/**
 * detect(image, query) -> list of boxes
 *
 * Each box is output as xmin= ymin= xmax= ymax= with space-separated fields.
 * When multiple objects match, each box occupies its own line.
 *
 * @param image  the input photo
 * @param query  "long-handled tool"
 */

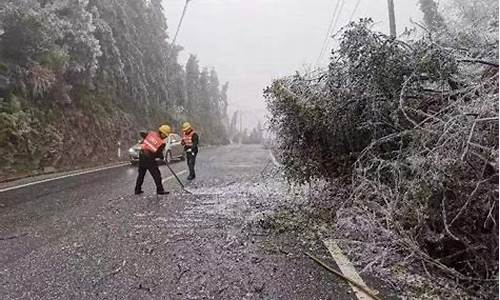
xmin=165 ymin=161 xmax=193 ymax=194
xmin=304 ymin=251 xmax=382 ymax=300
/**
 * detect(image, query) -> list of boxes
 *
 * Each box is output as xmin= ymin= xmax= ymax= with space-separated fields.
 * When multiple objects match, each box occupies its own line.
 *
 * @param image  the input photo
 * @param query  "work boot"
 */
xmin=135 ymin=190 xmax=144 ymax=195
xmin=157 ymin=190 xmax=170 ymax=195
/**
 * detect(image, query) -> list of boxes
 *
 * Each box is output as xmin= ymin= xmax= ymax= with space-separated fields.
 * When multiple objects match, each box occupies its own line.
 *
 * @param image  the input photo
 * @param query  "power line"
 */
xmin=325 ymin=0 xmax=346 ymax=50
xmin=319 ymin=0 xmax=346 ymax=65
xmin=315 ymin=0 xmax=342 ymax=66
xmin=165 ymin=0 xmax=192 ymax=102
xmin=171 ymin=0 xmax=192 ymax=47
xmin=349 ymin=0 xmax=361 ymax=22
xmin=166 ymin=0 xmax=192 ymax=62
xmin=331 ymin=0 xmax=346 ymax=35
xmin=316 ymin=0 xmax=346 ymax=66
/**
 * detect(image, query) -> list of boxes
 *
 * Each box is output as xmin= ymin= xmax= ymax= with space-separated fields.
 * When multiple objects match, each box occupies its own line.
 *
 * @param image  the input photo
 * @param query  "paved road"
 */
xmin=0 ymin=145 xmax=387 ymax=299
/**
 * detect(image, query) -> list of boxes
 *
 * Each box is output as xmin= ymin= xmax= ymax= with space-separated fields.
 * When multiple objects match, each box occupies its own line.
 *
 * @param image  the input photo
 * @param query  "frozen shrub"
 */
xmin=265 ymin=17 xmax=498 ymax=297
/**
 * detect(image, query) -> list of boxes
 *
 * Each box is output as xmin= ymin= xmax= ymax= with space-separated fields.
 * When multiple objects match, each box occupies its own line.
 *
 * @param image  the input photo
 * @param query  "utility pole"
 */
xmin=387 ymin=0 xmax=396 ymax=37
xmin=239 ymin=110 xmax=243 ymax=144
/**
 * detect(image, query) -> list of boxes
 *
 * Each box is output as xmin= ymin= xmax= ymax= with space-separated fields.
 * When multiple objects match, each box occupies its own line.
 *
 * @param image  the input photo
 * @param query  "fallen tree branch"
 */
xmin=461 ymin=120 xmax=477 ymax=161
xmin=176 ymin=263 xmax=190 ymax=283
xmin=398 ymin=238 xmax=497 ymax=282
xmin=304 ymin=251 xmax=382 ymax=300
xmin=442 ymin=193 xmax=460 ymax=241
xmin=0 ymin=233 xmax=28 ymax=241
xmin=450 ymin=179 xmax=486 ymax=226
xmin=475 ymin=117 xmax=499 ymax=122
xmin=93 ymin=260 xmax=126 ymax=287
xmin=457 ymin=59 xmax=499 ymax=68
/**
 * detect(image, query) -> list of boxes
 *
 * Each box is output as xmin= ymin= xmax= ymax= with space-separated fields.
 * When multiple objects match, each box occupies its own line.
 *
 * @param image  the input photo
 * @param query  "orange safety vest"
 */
xmin=142 ymin=131 xmax=165 ymax=153
xmin=182 ymin=130 xmax=195 ymax=147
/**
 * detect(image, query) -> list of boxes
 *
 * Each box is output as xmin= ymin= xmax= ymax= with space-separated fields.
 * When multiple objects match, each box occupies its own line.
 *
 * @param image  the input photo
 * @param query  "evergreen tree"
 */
xmin=419 ymin=0 xmax=446 ymax=32
xmin=0 ymin=0 xmax=231 ymax=176
xmin=185 ymin=54 xmax=200 ymax=115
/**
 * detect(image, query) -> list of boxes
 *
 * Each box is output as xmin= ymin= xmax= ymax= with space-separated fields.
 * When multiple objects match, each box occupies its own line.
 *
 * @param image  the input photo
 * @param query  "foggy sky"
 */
xmin=163 ymin=0 xmax=423 ymax=129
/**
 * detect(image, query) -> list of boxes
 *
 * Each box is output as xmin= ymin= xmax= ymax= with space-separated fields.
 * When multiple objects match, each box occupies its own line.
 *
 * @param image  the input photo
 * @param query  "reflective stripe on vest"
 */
xmin=182 ymin=130 xmax=195 ymax=147
xmin=142 ymin=131 xmax=164 ymax=153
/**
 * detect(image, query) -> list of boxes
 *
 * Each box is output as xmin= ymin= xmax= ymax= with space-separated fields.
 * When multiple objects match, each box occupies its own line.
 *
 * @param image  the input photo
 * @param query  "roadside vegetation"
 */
xmin=265 ymin=0 xmax=498 ymax=298
xmin=0 ymin=0 xmax=230 ymax=179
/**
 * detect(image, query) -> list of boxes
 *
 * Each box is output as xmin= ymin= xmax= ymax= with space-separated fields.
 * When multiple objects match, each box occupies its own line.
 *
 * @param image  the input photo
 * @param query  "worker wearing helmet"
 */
xmin=181 ymin=122 xmax=199 ymax=180
xmin=134 ymin=125 xmax=172 ymax=195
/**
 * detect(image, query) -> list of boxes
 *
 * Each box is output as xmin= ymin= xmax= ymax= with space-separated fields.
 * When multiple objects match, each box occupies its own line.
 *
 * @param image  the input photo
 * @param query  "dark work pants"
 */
xmin=187 ymin=152 xmax=196 ymax=178
xmin=135 ymin=154 xmax=165 ymax=193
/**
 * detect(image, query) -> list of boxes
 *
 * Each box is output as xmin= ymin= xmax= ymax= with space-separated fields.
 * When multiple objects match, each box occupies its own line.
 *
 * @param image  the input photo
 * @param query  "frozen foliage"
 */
xmin=0 ymin=0 xmax=230 ymax=176
xmin=265 ymin=11 xmax=498 ymax=299
xmin=0 ymin=0 xmax=101 ymax=91
xmin=0 ymin=0 xmax=229 ymax=137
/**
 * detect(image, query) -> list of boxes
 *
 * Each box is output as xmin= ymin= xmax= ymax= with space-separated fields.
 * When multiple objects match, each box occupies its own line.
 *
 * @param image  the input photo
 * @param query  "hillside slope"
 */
xmin=0 ymin=0 xmax=229 ymax=180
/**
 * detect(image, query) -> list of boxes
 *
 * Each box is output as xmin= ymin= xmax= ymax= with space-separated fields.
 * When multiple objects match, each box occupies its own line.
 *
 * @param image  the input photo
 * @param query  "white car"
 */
xmin=164 ymin=133 xmax=185 ymax=163
xmin=128 ymin=133 xmax=185 ymax=164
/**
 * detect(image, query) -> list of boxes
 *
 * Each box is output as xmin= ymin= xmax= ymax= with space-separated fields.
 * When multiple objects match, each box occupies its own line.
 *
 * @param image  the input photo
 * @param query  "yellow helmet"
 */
xmin=182 ymin=122 xmax=192 ymax=132
xmin=159 ymin=124 xmax=172 ymax=137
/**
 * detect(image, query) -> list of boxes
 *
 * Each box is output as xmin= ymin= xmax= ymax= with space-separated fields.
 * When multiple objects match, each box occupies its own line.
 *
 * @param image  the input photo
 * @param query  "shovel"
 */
xmin=165 ymin=161 xmax=193 ymax=194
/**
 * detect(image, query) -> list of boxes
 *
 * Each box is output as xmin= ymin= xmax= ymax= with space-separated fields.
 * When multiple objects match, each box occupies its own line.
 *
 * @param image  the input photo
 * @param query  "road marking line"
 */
xmin=0 ymin=163 xmax=129 ymax=193
xmin=162 ymin=170 xmax=187 ymax=183
xmin=323 ymin=239 xmax=377 ymax=300
xmin=269 ymin=150 xmax=282 ymax=167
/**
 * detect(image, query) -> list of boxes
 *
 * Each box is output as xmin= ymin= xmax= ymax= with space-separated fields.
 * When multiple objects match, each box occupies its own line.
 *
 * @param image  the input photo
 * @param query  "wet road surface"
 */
xmin=0 ymin=145 xmax=390 ymax=299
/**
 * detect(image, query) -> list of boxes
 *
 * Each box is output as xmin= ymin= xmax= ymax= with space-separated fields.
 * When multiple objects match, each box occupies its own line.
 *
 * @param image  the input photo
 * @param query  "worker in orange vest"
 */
xmin=134 ymin=125 xmax=172 ymax=195
xmin=181 ymin=122 xmax=199 ymax=180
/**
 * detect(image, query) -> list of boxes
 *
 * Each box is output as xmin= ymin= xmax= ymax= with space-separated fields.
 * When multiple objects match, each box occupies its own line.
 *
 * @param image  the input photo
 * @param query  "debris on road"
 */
xmin=305 ymin=251 xmax=382 ymax=300
xmin=0 ymin=232 xmax=28 ymax=241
